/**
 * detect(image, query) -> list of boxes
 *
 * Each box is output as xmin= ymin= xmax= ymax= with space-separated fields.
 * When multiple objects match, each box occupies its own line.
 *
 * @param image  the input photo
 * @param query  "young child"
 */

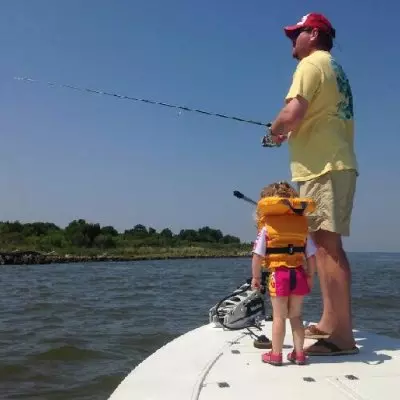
xmin=251 ymin=181 xmax=317 ymax=365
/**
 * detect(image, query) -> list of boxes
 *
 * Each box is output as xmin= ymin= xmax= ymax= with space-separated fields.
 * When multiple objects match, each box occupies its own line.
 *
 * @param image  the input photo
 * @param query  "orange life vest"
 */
xmin=256 ymin=196 xmax=315 ymax=269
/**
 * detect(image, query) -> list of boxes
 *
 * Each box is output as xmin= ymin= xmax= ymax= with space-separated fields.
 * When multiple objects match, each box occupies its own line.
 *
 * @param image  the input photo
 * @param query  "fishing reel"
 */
xmin=261 ymin=123 xmax=282 ymax=148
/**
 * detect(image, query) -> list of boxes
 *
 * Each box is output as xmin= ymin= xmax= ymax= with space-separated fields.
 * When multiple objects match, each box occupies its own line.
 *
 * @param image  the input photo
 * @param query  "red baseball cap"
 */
xmin=284 ymin=13 xmax=336 ymax=39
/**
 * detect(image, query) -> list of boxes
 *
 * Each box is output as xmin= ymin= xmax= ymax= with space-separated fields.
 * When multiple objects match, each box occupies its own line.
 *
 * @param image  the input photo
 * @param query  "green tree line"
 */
xmin=0 ymin=219 xmax=249 ymax=254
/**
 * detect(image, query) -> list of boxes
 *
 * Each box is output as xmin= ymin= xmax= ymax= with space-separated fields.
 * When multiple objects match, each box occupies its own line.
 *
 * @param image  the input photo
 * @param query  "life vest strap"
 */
xmin=265 ymin=245 xmax=305 ymax=255
xmin=281 ymin=199 xmax=308 ymax=216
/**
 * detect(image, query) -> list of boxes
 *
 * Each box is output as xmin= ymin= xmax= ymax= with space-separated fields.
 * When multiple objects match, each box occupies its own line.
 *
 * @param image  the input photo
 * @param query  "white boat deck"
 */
xmin=108 ymin=320 xmax=400 ymax=400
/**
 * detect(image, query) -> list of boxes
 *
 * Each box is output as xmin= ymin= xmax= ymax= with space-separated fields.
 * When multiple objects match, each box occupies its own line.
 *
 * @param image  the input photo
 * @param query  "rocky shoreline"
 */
xmin=0 ymin=250 xmax=251 ymax=265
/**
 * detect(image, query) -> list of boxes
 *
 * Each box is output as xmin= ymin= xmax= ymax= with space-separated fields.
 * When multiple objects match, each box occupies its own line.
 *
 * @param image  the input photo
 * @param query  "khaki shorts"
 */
xmin=297 ymin=169 xmax=357 ymax=236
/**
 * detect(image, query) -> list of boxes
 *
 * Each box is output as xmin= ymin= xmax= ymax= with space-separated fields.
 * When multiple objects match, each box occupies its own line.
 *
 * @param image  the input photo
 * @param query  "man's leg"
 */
xmin=298 ymin=170 xmax=358 ymax=352
xmin=311 ymin=229 xmax=355 ymax=348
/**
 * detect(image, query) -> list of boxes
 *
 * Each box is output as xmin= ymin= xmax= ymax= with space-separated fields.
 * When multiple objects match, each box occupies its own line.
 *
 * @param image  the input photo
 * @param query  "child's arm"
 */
xmin=251 ymin=253 xmax=263 ymax=289
xmin=251 ymin=227 xmax=267 ymax=290
xmin=305 ymin=255 xmax=317 ymax=276
xmin=305 ymin=234 xmax=318 ymax=289
xmin=305 ymin=254 xmax=317 ymax=289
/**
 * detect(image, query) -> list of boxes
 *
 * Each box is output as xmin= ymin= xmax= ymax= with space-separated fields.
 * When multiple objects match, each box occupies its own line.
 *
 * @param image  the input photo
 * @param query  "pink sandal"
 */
xmin=261 ymin=351 xmax=282 ymax=366
xmin=287 ymin=350 xmax=307 ymax=365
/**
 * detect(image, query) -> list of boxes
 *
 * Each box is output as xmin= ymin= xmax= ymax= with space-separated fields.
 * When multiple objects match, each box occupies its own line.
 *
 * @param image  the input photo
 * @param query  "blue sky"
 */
xmin=0 ymin=0 xmax=398 ymax=252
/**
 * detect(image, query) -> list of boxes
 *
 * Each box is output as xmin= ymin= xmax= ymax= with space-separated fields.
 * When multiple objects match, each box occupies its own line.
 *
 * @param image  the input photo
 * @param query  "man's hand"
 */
xmin=272 ymin=133 xmax=287 ymax=144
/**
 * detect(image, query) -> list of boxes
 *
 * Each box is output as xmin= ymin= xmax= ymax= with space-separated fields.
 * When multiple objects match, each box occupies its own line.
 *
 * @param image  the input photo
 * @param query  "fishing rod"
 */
xmin=233 ymin=190 xmax=257 ymax=206
xmin=13 ymin=76 xmax=280 ymax=147
xmin=232 ymin=189 xmax=272 ymax=313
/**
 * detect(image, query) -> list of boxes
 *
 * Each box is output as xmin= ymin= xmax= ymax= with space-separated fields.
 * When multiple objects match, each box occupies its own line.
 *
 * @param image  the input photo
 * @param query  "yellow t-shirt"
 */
xmin=286 ymin=50 xmax=358 ymax=181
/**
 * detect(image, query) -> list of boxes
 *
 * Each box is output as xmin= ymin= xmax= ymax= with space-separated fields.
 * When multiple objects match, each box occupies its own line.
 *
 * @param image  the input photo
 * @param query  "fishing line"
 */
xmin=14 ymin=76 xmax=281 ymax=147
xmin=14 ymin=76 xmax=270 ymax=128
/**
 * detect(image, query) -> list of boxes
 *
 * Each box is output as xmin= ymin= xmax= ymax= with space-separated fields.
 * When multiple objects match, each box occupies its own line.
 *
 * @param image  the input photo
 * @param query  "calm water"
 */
xmin=0 ymin=254 xmax=399 ymax=399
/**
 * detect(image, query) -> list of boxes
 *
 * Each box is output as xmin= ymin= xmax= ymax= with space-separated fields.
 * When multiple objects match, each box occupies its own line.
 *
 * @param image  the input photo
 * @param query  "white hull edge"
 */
xmin=107 ymin=320 xmax=400 ymax=400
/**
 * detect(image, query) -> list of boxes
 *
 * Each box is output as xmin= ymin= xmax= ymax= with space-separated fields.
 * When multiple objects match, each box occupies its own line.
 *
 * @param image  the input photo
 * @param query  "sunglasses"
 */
xmin=289 ymin=27 xmax=313 ymax=40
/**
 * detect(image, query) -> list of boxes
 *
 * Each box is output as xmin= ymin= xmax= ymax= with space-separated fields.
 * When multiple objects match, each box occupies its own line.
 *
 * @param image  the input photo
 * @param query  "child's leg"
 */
xmin=270 ymin=296 xmax=289 ymax=354
xmin=288 ymin=295 xmax=305 ymax=354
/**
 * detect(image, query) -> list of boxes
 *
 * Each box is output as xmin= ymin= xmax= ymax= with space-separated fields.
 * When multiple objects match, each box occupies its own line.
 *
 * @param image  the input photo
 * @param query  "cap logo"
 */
xmin=296 ymin=14 xmax=310 ymax=26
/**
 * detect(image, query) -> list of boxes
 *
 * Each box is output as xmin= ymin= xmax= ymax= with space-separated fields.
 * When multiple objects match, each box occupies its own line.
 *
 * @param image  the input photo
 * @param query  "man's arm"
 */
xmin=269 ymin=96 xmax=309 ymax=140
xmin=269 ymin=61 xmax=322 ymax=141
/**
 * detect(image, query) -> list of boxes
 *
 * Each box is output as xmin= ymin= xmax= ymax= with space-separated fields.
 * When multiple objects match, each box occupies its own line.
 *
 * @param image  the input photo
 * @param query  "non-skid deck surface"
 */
xmin=108 ymin=320 xmax=400 ymax=400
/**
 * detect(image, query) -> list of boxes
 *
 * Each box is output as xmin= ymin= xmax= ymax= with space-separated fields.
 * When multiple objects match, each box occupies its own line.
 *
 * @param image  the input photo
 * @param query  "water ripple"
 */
xmin=0 ymin=254 xmax=399 ymax=399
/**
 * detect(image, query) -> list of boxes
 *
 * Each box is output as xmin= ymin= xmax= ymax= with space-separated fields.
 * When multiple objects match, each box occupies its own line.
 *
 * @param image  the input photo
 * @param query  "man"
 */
xmin=267 ymin=13 xmax=359 ymax=356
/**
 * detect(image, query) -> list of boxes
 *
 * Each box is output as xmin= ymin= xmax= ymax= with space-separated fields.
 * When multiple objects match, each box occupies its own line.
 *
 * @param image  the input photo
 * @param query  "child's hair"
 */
xmin=260 ymin=180 xmax=298 ymax=199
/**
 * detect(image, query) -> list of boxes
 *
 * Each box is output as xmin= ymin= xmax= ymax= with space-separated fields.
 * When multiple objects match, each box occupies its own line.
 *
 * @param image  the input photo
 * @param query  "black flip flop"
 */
xmin=305 ymin=339 xmax=359 ymax=356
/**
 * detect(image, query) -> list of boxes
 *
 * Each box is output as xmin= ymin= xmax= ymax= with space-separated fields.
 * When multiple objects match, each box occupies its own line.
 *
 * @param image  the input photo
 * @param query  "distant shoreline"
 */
xmin=0 ymin=250 xmax=252 ymax=266
xmin=2 ymin=249 xmax=397 ymax=266
xmin=0 ymin=221 xmax=252 ymax=265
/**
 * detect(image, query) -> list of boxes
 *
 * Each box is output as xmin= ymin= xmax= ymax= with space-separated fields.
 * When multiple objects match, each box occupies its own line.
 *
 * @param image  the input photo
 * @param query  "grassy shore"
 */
xmin=0 ymin=220 xmax=253 ymax=265
xmin=0 ymin=245 xmax=252 ymax=265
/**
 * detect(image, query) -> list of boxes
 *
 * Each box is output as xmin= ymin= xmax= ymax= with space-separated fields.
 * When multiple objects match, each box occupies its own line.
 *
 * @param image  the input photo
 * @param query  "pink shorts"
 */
xmin=268 ymin=266 xmax=310 ymax=297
